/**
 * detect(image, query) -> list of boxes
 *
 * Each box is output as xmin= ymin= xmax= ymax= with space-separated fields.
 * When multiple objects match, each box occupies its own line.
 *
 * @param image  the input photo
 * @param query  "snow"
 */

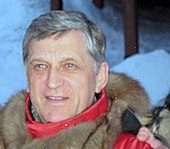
xmin=111 ymin=50 xmax=170 ymax=106
xmin=0 ymin=0 xmax=170 ymax=106
xmin=0 ymin=0 xmax=50 ymax=104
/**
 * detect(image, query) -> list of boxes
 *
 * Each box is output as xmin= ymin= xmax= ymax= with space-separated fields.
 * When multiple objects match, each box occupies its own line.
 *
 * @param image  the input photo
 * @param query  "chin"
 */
xmin=45 ymin=114 xmax=70 ymax=123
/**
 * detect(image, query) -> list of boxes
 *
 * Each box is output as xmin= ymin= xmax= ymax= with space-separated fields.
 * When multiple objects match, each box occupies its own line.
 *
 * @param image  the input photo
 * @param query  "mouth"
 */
xmin=46 ymin=96 xmax=68 ymax=101
xmin=44 ymin=95 xmax=69 ymax=105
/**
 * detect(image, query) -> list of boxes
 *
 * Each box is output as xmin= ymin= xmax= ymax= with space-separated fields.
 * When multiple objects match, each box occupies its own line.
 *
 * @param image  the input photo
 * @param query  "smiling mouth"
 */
xmin=46 ymin=96 xmax=69 ymax=101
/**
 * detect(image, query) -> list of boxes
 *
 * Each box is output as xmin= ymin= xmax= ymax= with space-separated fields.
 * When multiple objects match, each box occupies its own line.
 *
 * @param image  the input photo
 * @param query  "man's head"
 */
xmin=23 ymin=11 xmax=109 ymax=123
xmin=23 ymin=11 xmax=106 ymax=72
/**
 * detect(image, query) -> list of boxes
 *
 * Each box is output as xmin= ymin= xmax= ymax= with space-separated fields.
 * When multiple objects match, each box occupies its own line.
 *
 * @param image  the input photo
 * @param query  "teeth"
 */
xmin=48 ymin=97 xmax=63 ymax=100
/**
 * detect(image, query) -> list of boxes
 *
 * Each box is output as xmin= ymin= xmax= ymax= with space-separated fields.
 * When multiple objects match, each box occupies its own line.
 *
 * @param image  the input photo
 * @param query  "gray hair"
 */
xmin=22 ymin=11 xmax=106 ymax=72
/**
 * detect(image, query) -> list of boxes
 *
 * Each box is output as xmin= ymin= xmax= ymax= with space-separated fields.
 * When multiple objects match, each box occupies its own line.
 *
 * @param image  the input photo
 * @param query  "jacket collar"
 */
xmin=26 ymin=89 xmax=109 ymax=139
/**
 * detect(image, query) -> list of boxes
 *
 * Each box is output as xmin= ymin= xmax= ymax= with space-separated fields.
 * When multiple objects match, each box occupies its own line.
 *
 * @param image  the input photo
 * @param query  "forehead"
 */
xmin=28 ymin=30 xmax=93 ymax=62
xmin=31 ymin=30 xmax=86 ymax=47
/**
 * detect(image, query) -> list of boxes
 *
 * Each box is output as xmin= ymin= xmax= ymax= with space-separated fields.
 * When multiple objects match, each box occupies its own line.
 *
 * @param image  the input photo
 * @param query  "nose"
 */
xmin=46 ymin=68 xmax=64 ymax=89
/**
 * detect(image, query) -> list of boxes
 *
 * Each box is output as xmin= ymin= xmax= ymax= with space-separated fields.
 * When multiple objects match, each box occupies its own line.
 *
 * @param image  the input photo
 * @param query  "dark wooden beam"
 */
xmin=50 ymin=0 xmax=63 ymax=10
xmin=93 ymin=0 xmax=104 ymax=8
xmin=122 ymin=0 xmax=138 ymax=58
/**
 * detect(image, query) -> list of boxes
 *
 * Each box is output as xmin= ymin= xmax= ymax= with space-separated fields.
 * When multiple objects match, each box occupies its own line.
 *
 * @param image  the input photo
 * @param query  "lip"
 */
xmin=45 ymin=96 xmax=69 ymax=105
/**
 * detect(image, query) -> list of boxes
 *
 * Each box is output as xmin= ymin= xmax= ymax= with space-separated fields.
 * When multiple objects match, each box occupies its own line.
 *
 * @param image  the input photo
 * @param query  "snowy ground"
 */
xmin=0 ymin=0 xmax=170 ymax=106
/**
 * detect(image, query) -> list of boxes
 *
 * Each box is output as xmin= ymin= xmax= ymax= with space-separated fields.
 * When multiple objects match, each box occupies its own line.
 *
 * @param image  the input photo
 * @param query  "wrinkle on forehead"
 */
xmin=27 ymin=30 xmax=93 ymax=67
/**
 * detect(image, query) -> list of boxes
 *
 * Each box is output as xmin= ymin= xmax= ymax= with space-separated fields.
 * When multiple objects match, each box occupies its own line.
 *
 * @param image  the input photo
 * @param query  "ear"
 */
xmin=26 ymin=70 xmax=30 ymax=93
xmin=27 ymin=88 xmax=29 ymax=93
xmin=95 ymin=62 xmax=109 ymax=93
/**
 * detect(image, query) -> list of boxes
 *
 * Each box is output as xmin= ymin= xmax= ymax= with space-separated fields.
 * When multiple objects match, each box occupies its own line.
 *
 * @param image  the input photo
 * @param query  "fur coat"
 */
xmin=0 ymin=72 xmax=151 ymax=149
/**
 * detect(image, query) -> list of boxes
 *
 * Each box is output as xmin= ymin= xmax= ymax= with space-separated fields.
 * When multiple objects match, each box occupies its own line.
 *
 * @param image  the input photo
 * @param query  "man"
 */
xmin=0 ymin=11 xmax=168 ymax=149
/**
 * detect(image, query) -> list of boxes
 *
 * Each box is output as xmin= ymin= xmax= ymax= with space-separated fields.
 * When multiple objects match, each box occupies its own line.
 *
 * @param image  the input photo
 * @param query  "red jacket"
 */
xmin=113 ymin=133 xmax=151 ymax=149
xmin=26 ymin=90 xmax=152 ymax=149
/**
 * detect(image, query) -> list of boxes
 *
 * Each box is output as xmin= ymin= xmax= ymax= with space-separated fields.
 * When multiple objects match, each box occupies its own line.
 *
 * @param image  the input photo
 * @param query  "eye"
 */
xmin=34 ymin=64 xmax=47 ymax=70
xmin=65 ymin=63 xmax=75 ymax=69
xmin=62 ymin=63 xmax=79 ymax=71
xmin=60 ymin=60 xmax=81 ymax=72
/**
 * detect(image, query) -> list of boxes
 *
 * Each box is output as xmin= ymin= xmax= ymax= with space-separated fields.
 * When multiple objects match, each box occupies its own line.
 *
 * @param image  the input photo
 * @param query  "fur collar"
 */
xmin=26 ymin=90 xmax=109 ymax=138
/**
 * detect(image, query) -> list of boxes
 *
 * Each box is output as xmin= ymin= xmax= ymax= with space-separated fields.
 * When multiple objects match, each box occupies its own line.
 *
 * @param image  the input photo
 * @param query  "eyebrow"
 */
xmin=60 ymin=57 xmax=85 ymax=66
xmin=29 ymin=58 xmax=47 ymax=65
xmin=29 ymin=57 xmax=85 ymax=66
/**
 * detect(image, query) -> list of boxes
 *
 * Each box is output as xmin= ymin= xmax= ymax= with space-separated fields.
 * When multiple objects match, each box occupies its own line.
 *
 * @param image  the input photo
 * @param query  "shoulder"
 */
xmin=0 ymin=90 xmax=27 ymax=124
xmin=106 ymin=72 xmax=150 ymax=115
xmin=2 ymin=90 xmax=27 ymax=114
xmin=0 ymin=90 xmax=31 ymax=148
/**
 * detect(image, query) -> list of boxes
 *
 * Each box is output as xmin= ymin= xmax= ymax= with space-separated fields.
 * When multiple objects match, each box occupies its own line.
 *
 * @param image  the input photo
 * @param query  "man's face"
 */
xmin=26 ymin=30 xmax=108 ymax=123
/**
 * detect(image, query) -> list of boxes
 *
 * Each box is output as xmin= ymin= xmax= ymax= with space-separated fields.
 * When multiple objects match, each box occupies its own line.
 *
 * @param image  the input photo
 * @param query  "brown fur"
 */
xmin=106 ymin=72 xmax=150 ymax=115
xmin=0 ymin=72 xmax=150 ymax=149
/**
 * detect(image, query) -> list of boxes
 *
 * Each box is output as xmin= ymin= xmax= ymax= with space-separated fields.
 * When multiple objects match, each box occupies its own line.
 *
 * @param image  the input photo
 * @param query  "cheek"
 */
xmin=76 ymin=72 xmax=96 ymax=96
xmin=27 ymin=71 xmax=47 ymax=93
xmin=73 ymin=74 xmax=96 ymax=101
xmin=84 ymin=72 xmax=97 ymax=90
